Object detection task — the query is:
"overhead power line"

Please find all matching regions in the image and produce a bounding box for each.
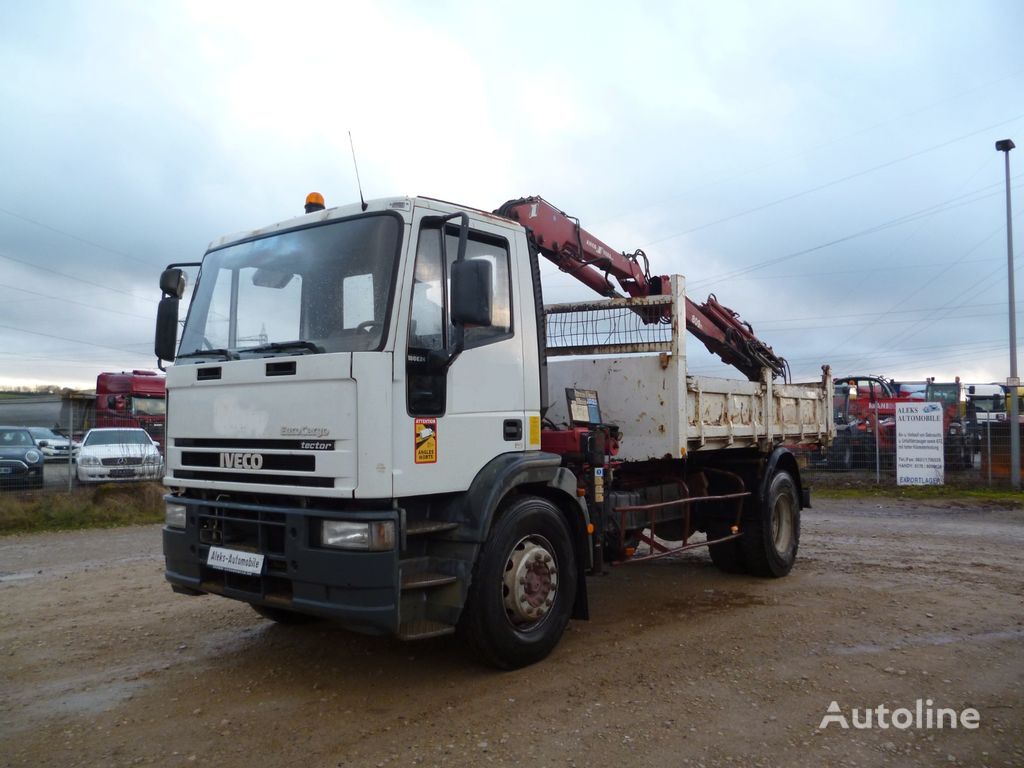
[0,251,156,303]
[0,282,156,321]
[592,68,1024,230]
[0,322,151,356]
[749,301,1002,326]
[644,112,1024,246]
[687,177,1021,290]
[0,205,154,266]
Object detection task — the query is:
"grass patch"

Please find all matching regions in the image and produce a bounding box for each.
[807,473,1024,507]
[0,483,165,535]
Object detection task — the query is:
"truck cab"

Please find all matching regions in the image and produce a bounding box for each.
[160,197,541,501]
[95,370,167,448]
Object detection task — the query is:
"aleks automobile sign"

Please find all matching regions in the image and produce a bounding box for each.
[895,402,944,486]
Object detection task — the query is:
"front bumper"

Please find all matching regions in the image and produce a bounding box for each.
[0,460,43,486]
[163,495,400,635]
[78,464,163,483]
[42,448,77,462]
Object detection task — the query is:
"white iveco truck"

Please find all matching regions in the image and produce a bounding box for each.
[155,194,833,668]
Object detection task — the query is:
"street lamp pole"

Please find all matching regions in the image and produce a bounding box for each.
[996,138,1018,490]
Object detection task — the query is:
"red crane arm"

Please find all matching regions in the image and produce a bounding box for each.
[495,196,788,382]
[495,197,664,299]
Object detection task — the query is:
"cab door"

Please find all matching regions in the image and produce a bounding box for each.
[392,208,527,496]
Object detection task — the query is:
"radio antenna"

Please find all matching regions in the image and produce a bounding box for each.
[348,131,368,212]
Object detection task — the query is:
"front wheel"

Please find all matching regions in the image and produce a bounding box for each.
[459,495,576,669]
[741,470,800,578]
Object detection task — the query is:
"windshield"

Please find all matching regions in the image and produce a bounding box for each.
[0,429,33,446]
[85,430,153,447]
[971,396,1002,414]
[179,214,402,359]
[132,397,166,417]
[28,428,61,440]
[926,385,961,410]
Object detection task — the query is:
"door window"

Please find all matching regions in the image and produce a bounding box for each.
[406,220,513,415]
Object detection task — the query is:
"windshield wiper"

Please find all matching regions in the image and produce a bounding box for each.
[243,340,325,356]
[177,348,240,361]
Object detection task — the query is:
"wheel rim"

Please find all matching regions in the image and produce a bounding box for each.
[770,490,794,554]
[502,535,558,630]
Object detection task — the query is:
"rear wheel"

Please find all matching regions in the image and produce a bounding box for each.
[459,495,576,669]
[740,470,800,578]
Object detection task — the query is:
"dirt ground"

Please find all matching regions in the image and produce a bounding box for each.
[1,497,1021,768]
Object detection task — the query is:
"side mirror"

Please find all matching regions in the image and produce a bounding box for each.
[106,395,118,409]
[160,268,186,299]
[451,259,493,327]
[155,296,179,361]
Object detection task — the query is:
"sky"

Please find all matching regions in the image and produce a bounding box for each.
[1,0,1023,390]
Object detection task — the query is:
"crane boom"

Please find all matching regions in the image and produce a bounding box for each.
[495,196,788,381]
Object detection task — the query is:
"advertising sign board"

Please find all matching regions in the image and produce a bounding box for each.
[896,402,944,485]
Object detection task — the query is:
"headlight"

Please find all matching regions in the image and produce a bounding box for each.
[320,520,394,551]
[143,453,161,465]
[165,502,187,529]
[24,450,42,464]
[79,454,101,466]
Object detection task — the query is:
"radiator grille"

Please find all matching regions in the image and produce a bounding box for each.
[197,505,288,554]
[101,457,144,466]
[197,505,293,599]
[173,470,333,487]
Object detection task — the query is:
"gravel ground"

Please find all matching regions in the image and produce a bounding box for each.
[1,497,1021,767]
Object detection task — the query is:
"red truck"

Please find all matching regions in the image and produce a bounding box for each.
[95,370,166,448]
[830,375,971,470]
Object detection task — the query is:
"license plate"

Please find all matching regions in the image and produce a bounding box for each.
[206,546,265,576]
[109,469,135,478]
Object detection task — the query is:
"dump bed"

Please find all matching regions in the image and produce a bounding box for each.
[543,276,833,462]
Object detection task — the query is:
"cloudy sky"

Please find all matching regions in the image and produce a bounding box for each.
[1,0,1022,389]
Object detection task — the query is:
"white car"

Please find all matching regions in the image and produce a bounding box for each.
[28,427,81,462]
[76,428,163,484]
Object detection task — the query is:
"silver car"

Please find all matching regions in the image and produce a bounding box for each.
[76,428,163,484]
[28,427,81,462]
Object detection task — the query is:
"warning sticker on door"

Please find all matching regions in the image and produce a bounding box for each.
[414,418,437,464]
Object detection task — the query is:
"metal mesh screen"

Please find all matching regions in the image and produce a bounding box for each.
[544,298,674,356]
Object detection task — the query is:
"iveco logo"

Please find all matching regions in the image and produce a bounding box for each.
[219,452,264,470]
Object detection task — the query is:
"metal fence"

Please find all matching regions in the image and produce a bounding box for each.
[804,419,1024,488]
[4,396,1021,495]
[1,397,164,494]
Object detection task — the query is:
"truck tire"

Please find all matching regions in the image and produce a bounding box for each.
[251,604,321,624]
[740,470,800,578]
[459,495,576,670]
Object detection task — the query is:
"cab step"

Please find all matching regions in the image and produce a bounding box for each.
[405,520,459,537]
[401,571,457,590]
[398,620,456,640]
